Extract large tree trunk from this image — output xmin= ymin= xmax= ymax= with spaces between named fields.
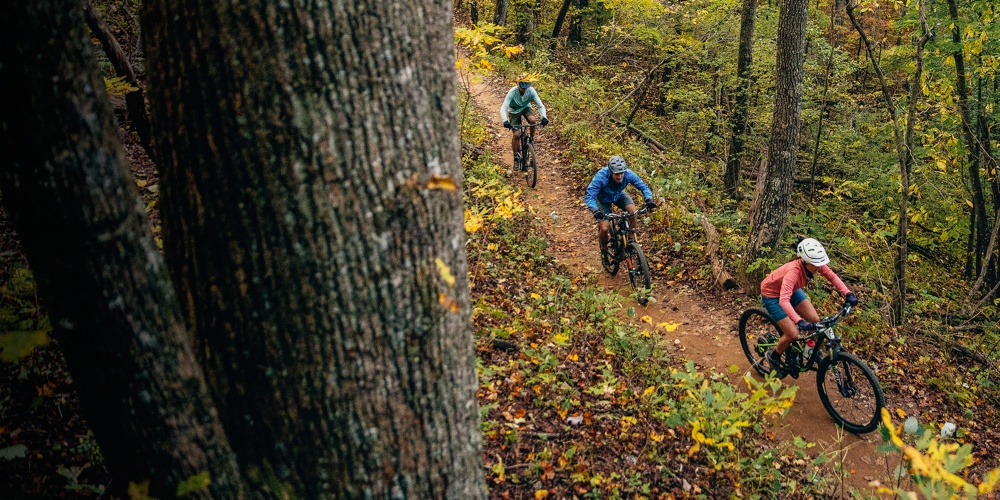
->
xmin=0 ymin=0 xmax=242 ymax=497
xmin=80 ymin=0 xmax=151 ymax=149
xmin=746 ymin=0 xmax=809 ymax=274
xmin=724 ymin=0 xmax=757 ymax=200
xmin=142 ymin=0 xmax=486 ymax=497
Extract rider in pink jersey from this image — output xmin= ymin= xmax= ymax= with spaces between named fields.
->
xmin=760 ymin=239 xmax=858 ymax=376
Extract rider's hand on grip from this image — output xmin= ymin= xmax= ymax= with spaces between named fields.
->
xmin=797 ymin=319 xmax=817 ymax=331
xmin=845 ymin=292 xmax=858 ymax=307
xmin=592 ymin=210 xmax=605 ymax=221
xmin=503 ymin=121 xmax=511 ymax=129
xmin=541 ymin=117 xmax=549 ymax=126
xmin=644 ymin=199 xmax=656 ymax=211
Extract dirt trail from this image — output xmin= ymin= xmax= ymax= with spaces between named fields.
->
xmin=463 ymin=72 xmax=889 ymax=493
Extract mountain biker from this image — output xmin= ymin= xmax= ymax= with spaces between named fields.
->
xmin=500 ymin=74 xmax=549 ymax=170
xmin=585 ymin=156 xmax=656 ymax=266
xmin=761 ymin=238 xmax=858 ymax=377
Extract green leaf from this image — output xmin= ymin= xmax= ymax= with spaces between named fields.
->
xmin=176 ymin=471 xmax=210 ymax=497
xmin=0 ymin=445 xmax=28 ymax=460
xmin=0 ymin=330 xmax=50 ymax=363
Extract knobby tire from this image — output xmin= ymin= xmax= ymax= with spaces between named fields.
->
xmin=816 ymin=352 xmax=885 ymax=433
xmin=524 ymin=142 xmax=537 ymax=188
xmin=625 ymin=242 xmax=652 ymax=305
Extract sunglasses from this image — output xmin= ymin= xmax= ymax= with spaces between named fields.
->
xmin=518 ymin=82 xmax=531 ymax=89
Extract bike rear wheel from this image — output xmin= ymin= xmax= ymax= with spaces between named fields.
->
xmin=523 ymin=143 xmax=537 ymax=188
xmin=816 ymin=352 xmax=885 ymax=434
xmin=739 ymin=308 xmax=782 ymax=377
xmin=625 ymin=242 xmax=652 ymax=305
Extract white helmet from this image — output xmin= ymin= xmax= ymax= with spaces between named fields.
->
xmin=797 ymin=238 xmax=830 ymax=266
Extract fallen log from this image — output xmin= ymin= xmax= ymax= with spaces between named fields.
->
xmin=608 ymin=117 xmax=668 ymax=153
xmin=695 ymin=214 xmax=739 ymax=290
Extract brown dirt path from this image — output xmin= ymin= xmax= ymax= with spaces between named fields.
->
xmin=461 ymin=70 xmax=890 ymax=494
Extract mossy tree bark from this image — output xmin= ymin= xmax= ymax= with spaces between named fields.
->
xmin=141 ymin=0 xmax=486 ymax=497
xmin=746 ymin=0 xmax=809 ymax=276
xmin=724 ymin=0 xmax=756 ymax=200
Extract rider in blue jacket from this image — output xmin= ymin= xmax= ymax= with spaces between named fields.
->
xmin=585 ymin=156 xmax=655 ymax=265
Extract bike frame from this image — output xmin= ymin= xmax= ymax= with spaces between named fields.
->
xmin=604 ymin=206 xmax=649 ymax=263
xmin=775 ymin=305 xmax=854 ymax=375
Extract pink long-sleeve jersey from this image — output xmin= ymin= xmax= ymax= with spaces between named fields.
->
xmin=760 ymin=259 xmax=852 ymax=323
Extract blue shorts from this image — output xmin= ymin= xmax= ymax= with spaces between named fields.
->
xmin=761 ymin=289 xmax=808 ymax=322
xmin=597 ymin=193 xmax=634 ymax=215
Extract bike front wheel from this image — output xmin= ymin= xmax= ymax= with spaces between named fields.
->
xmin=739 ymin=308 xmax=782 ymax=377
xmin=625 ymin=242 xmax=652 ymax=305
xmin=523 ymin=143 xmax=537 ymax=188
xmin=816 ymin=352 xmax=885 ymax=434
xmin=602 ymin=239 xmax=619 ymax=276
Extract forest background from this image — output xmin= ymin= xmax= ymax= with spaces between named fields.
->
xmin=1 ymin=0 xmax=999 ymax=497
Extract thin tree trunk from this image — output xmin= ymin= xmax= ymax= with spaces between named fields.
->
xmin=847 ymin=0 xmax=916 ymax=323
xmin=746 ymin=0 xmax=809 ymax=275
xmin=569 ymin=0 xmax=588 ymax=44
xmin=809 ymin=4 xmax=839 ymax=201
xmin=551 ymin=0 xmax=573 ymax=45
xmin=0 ymin=0 xmax=242 ymax=497
xmin=494 ymin=0 xmax=509 ymax=25
xmin=81 ymin=0 xmax=150 ymax=149
xmin=946 ymin=0 xmax=989 ymax=280
xmin=142 ymin=0 xmax=486 ymax=496
xmin=724 ymin=0 xmax=757 ymax=200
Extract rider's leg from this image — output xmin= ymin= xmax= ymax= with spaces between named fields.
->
xmin=775 ymin=289 xmax=811 ymax=355
xmin=598 ymin=220 xmax=610 ymax=254
xmin=511 ymin=130 xmax=520 ymax=159
xmin=525 ymin=113 xmax=537 ymax=140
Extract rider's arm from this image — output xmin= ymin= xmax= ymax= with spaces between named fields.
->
xmin=779 ymin=266 xmax=805 ymax=323
xmin=530 ymin=89 xmax=547 ymax=119
xmin=817 ymin=266 xmax=852 ymax=296
xmin=585 ymin=170 xmax=608 ymax=212
xmin=624 ymin=171 xmax=653 ymax=200
xmin=499 ymin=88 xmax=515 ymax=123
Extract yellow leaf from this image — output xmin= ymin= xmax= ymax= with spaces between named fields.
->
xmin=568 ymin=353 xmax=579 ymax=362
xmin=687 ymin=442 xmax=700 ymax=456
xmin=464 ymin=209 xmax=484 ymax=233
xmin=640 ymin=315 xmax=653 ymax=324
xmin=534 ymin=490 xmax=549 ymax=499
xmin=435 ymin=258 xmax=456 ymax=286
xmin=455 ymin=58 xmax=466 ymax=69
xmin=438 ymin=292 xmax=461 ymax=313
xmin=0 ymin=331 xmax=50 ymax=363
xmin=530 ymin=292 xmax=541 ymax=299
xmin=425 ymin=174 xmax=457 ymax=191
xmin=503 ymin=45 xmax=523 ymax=58
xmin=656 ymin=322 xmax=681 ymax=332
xmin=650 ymin=431 xmax=665 ymax=442
xmin=552 ymin=333 xmax=569 ymax=345
xmin=487 ymin=242 xmax=498 ymax=251
xmin=642 ymin=386 xmax=656 ymax=397
xmin=479 ymin=58 xmax=494 ymax=70
xmin=896 ymin=408 xmax=907 ymax=419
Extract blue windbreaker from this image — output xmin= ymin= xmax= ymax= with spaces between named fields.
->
xmin=584 ymin=167 xmax=653 ymax=212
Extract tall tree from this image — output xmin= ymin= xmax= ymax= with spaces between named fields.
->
xmin=141 ymin=0 xmax=486 ymax=496
xmin=569 ymin=0 xmax=589 ymax=44
xmin=846 ymin=0 xmax=929 ymax=322
xmin=0 ymin=0 xmax=242 ymax=497
xmin=495 ymin=0 xmax=510 ymax=25
xmin=3 ymin=0 xmax=487 ymax=496
xmin=552 ymin=0 xmax=574 ymax=44
xmin=746 ymin=0 xmax=810 ymax=273
xmin=724 ymin=0 xmax=758 ymax=200
xmin=946 ymin=0 xmax=990 ymax=281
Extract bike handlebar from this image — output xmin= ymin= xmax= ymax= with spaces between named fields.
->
xmin=510 ymin=123 xmax=544 ymax=130
xmin=602 ymin=205 xmax=652 ymax=220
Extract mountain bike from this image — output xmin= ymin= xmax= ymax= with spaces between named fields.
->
xmin=738 ymin=304 xmax=885 ymax=433
xmin=511 ymin=123 xmax=539 ymax=188
xmin=601 ymin=206 xmax=653 ymax=305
